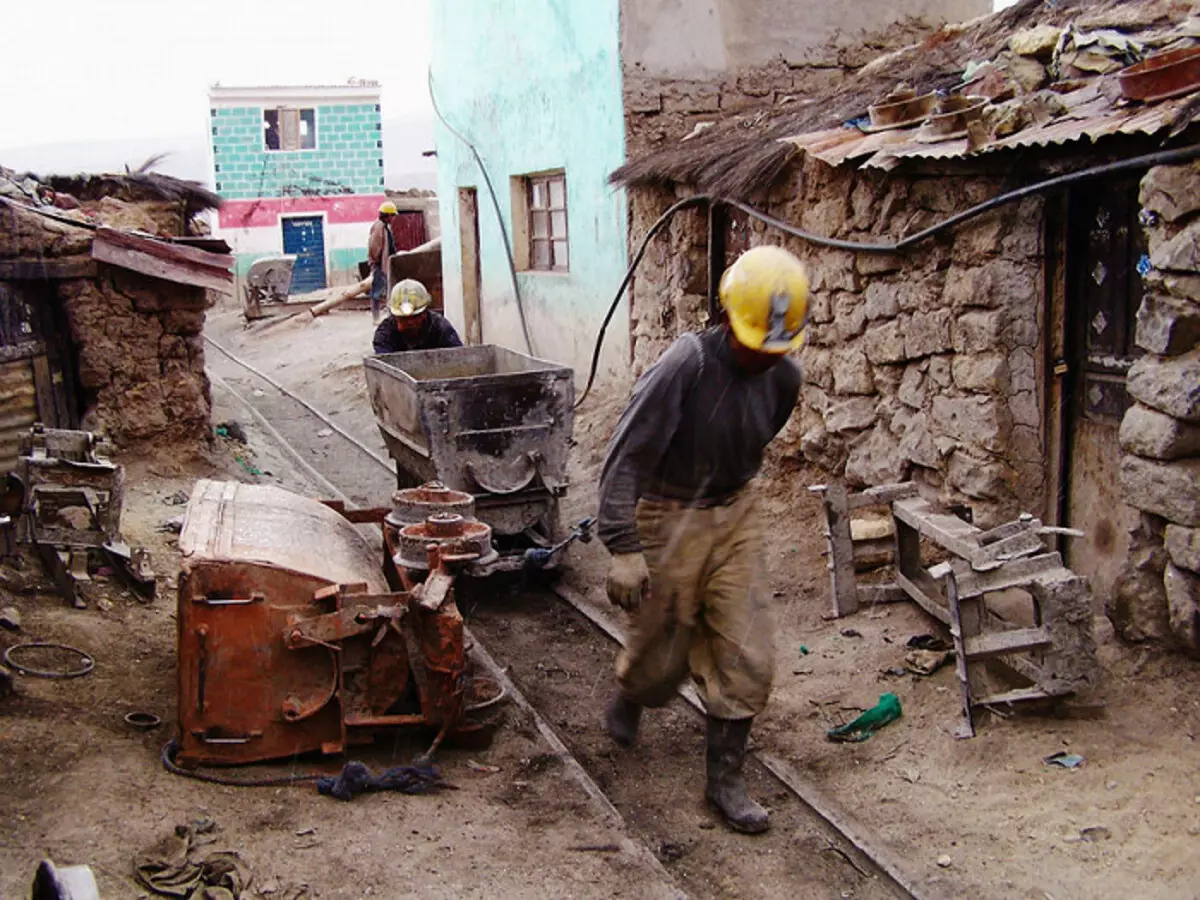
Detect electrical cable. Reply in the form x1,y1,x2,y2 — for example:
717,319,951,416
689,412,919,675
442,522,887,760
574,142,1200,408
427,68,535,356
161,738,324,787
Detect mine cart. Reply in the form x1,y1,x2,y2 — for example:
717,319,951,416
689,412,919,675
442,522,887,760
364,345,580,572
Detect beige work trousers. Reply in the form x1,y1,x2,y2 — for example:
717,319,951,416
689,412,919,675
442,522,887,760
616,486,774,720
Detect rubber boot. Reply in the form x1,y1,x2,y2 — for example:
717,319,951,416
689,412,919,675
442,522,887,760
705,717,769,834
605,692,642,748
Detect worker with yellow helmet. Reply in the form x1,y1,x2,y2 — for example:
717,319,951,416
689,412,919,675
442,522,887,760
372,279,462,354
596,244,808,834
367,201,399,322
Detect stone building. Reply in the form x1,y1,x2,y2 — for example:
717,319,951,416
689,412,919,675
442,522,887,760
0,169,230,466
430,0,986,377
611,0,1200,653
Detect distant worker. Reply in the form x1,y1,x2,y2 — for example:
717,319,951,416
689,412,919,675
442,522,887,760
372,280,463,354
368,201,398,321
597,245,808,835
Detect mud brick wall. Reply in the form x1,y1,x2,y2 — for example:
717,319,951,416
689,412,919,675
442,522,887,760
58,270,211,445
627,155,1047,529
1111,163,1200,656
0,203,212,448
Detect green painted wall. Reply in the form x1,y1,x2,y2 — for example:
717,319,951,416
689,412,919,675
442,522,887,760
210,103,384,199
430,0,629,381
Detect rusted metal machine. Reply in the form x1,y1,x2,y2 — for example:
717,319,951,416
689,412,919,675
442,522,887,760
364,345,575,572
15,425,154,607
176,478,501,767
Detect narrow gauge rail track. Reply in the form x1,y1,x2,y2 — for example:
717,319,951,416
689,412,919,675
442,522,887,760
204,334,926,900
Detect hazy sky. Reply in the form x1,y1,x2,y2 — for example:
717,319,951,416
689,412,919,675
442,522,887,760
0,0,433,150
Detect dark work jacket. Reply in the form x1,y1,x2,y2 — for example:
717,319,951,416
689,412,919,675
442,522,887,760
372,311,463,355
597,326,802,554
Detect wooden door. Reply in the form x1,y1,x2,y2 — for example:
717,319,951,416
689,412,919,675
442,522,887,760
458,188,483,345
390,212,427,252
1061,178,1146,607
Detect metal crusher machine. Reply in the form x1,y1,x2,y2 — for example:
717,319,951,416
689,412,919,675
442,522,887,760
175,478,502,767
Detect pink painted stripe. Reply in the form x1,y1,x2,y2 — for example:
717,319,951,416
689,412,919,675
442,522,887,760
218,194,388,229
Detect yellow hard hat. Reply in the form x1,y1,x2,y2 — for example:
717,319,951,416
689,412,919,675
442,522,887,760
379,201,398,216
388,279,431,317
718,245,809,353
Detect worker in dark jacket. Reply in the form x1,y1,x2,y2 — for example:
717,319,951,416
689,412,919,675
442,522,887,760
597,245,807,835
372,279,463,354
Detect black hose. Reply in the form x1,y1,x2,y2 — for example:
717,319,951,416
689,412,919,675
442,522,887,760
428,68,535,356
573,196,707,408
574,143,1200,407
161,738,323,787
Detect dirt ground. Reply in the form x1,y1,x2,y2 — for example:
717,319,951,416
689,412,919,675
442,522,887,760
3,305,1198,898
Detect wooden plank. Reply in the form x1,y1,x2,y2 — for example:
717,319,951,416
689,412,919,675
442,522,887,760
970,531,1046,566
856,583,907,605
92,238,231,292
975,686,1066,706
846,482,918,511
30,355,58,427
895,571,951,624
821,483,859,618
976,518,1038,546
95,227,233,272
945,572,976,738
891,497,982,560
0,256,98,280
0,341,45,365
954,552,1064,598
963,626,1053,660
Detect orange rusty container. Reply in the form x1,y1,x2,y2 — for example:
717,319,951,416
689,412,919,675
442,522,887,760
176,479,397,766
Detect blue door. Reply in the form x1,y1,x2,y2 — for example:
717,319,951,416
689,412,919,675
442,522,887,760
281,216,327,294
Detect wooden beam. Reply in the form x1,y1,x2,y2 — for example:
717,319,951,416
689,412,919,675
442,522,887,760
30,355,58,427
820,483,859,618
892,497,982,560
0,256,97,280
963,627,1052,660
856,583,907,605
0,341,45,364
953,552,1064,598
846,482,918,511
895,571,951,625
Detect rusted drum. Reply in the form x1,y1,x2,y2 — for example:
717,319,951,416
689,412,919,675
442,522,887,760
396,511,496,570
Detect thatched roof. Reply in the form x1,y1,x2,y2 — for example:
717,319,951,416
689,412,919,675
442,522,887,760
611,0,1187,198
38,170,222,217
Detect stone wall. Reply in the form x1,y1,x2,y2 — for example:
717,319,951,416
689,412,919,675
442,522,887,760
1112,162,1200,656
0,203,212,448
627,154,1047,528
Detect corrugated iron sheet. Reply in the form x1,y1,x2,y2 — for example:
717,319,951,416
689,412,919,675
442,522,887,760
0,358,36,474
781,86,1197,171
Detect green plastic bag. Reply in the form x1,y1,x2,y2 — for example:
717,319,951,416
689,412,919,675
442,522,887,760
827,692,902,743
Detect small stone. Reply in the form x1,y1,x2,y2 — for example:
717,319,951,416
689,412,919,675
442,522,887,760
0,607,20,631
936,854,953,868
1120,404,1200,460
316,428,333,438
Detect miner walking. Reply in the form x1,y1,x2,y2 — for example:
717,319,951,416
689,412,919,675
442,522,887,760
597,245,808,834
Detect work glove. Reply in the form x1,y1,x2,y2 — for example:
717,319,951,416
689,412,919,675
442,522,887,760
606,552,651,612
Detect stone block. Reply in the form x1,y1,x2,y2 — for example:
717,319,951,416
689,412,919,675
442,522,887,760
899,364,927,409
953,309,1005,354
824,397,878,433
873,364,904,398
1119,403,1200,460
905,309,954,358
1140,163,1200,224
661,81,720,114
855,252,902,276
952,213,1006,261
864,281,901,320
832,349,874,395
808,289,833,324
1127,349,1200,422
1009,390,1039,429
1145,270,1200,303
951,353,1009,393
863,320,906,365
1135,293,1200,357
1166,524,1200,574
844,424,910,487
1150,217,1200,272
799,346,834,391
1009,347,1037,395
834,292,867,340
1164,563,1200,656
898,411,941,469
932,395,1012,453
927,355,953,388
1120,454,1200,525
1005,315,1039,349
809,252,858,292
947,449,1010,500
800,424,845,473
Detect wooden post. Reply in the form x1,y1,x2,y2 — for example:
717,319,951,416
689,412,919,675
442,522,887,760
821,483,858,618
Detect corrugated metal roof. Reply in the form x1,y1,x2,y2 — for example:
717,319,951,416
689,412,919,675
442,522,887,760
780,85,1198,171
